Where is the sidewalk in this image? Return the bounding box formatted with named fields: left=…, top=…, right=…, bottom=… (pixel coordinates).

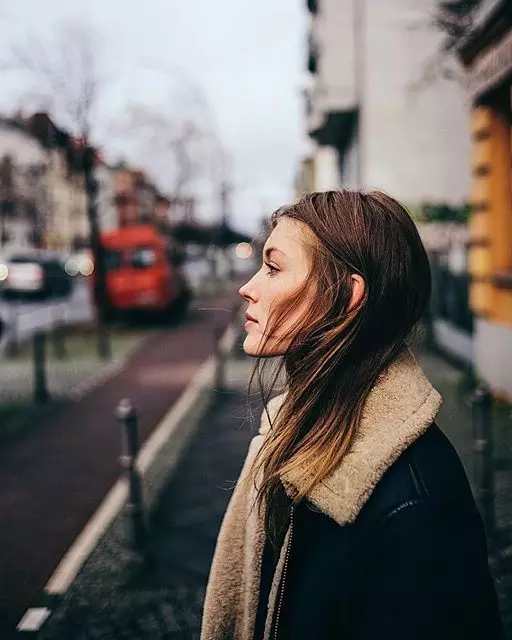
left=35, top=341, right=512, bottom=639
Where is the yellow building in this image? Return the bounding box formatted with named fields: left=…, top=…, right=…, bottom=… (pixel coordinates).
left=458, top=0, right=512, bottom=398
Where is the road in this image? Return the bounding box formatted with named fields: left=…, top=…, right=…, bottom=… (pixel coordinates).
left=0, top=285, right=242, bottom=637
left=0, top=255, right=249, bottom=355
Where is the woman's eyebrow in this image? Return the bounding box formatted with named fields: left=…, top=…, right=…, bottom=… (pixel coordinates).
left=263, top=247, right=285, bottom=260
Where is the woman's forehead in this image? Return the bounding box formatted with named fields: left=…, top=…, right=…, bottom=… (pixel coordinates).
left=267, top=218, right=310, bottom=254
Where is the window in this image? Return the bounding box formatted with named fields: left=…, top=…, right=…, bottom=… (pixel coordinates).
left=104, top=249, right=123, bottom=271
left=131, top=246, right=156, bottom=269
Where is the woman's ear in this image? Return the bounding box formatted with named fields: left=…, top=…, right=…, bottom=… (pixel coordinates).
left=348, top=274, right=366, bottom=312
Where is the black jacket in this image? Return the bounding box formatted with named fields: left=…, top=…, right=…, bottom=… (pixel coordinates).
left=255, top=424, right=503, bottom=639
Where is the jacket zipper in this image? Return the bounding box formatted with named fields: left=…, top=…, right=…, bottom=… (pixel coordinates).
left=273, top=504, right=295, bottom=640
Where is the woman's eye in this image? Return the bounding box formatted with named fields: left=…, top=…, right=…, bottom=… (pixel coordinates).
left=264, top=262, right=279, bottom=276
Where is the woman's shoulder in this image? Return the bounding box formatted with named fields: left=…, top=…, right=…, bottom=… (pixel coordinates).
left=357, top=424, right=480, bottom=532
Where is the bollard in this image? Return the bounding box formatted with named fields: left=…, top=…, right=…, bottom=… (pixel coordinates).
left=115, top=398, right=148, bottom=559
left=33, top=331, right=50, bottom=404
left=52, top=325, right=67, bottom=360
left=214, top=321, right=226, bottom=392
left=6, top=303, right=20, bottom=358
left=472, top=385, right=495, bottom=543
left=52, top=305, right=67, bottom=360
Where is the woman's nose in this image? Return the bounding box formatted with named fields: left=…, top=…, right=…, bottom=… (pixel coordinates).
left=239, top=277, right=256, bottom=301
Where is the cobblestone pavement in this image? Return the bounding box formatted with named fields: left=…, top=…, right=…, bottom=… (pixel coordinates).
left=35, top=343, right=512, bottom=639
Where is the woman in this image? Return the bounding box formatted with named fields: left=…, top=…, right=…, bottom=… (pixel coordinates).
left=201, top=190, right=503, bottom=639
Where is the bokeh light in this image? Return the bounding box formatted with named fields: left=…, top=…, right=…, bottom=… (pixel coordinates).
left=235, top=242, right=253, bottom=260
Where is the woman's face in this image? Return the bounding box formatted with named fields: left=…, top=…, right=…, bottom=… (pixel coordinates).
left=239, top=217, right=312, bottom=357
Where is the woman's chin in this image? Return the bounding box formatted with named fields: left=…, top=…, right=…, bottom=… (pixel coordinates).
left=242, top=336, right=279, bottom=358
left=242, top=335, right=259, bottom=357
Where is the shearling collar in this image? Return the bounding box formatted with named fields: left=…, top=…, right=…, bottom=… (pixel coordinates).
left=262, top=347, right=442, bottom=527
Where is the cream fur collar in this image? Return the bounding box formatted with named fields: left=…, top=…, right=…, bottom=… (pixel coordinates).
left=260, top=347, right=442, bottom=526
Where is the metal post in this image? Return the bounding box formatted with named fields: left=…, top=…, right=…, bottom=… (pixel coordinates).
left=6, top=302, right=20, bottom=357
left=472, top=385, right=495, bottom=542
left=423, top=252, right=437, bottom=351
left=33, top=330, right=50, bottom=404
left=52, top=304, right=66, bottom=360
left=115, top=398, right=147, bottom=558
left=214, top=321, right=226, bottom=392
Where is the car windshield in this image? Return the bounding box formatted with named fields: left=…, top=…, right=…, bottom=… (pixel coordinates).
left=104, top=250, right=123, bottom=271
left=131, top=246, right=156, bottom=269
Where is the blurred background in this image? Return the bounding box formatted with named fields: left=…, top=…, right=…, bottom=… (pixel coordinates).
left=0, top=0, right=511, bottom=638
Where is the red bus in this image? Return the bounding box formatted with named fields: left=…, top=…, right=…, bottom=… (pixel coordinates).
left=99, top=225, right=190, bottom=320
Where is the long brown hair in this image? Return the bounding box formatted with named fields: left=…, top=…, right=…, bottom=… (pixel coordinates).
left=248, top=190, right=431, bottom=546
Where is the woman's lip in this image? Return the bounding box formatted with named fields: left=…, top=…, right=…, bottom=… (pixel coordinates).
left=244, top=319, right=257, bottom=328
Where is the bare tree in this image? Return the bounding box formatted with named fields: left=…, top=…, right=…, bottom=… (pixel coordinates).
left=1, top=20, right=111, bottom=359
left=433, top=1, right=483, bottom=46
left=120, top=99, right=210, bottom=203
left=408, top=1, right=484, bottom=90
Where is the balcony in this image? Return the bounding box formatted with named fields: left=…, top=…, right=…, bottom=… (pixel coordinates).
left=304, top=82, right=358, bottom=150
left=307, top=31, right=318, bottom=73
left=306, top=0, right=318, bottom=14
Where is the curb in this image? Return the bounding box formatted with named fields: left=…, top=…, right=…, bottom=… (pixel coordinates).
left=15, top=312, right=241, bottom=635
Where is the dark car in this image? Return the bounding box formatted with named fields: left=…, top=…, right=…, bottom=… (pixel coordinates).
left=1, top=252, right=73, bottom=301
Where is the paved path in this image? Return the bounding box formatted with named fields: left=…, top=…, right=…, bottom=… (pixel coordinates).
left=0, top=287, right=241, bottom=637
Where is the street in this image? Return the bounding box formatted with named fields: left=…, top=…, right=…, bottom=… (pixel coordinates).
left=0, top=259, right=223, bottom=357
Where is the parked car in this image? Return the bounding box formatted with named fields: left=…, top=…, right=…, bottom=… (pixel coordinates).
left=1, top=252, right=73, bottom=301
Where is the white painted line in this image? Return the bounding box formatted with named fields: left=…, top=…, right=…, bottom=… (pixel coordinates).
left=136, top=324, right=239, bottom=476
left=44, top=320, right=238, bottom=595
left=45, top=481, right=128, bottom=594
left=17, top=607, right=51, bottom=632
left=136, top=356, right=216, bottom=475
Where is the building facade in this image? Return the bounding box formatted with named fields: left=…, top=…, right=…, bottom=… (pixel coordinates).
left=96, top=162, right=117, bottom=232
left=113, top=166, right=160, bottom=227
left=457, top=0, right=512, bottom=398
left=27, top=113, right=89, bottom=252
left=304, top=0, right=358, bottom=191
left=0, top=119, right=49, bottom=254
left=43, top=145, right=88, bottom=251
left=303, top=0, right=470, bottom=207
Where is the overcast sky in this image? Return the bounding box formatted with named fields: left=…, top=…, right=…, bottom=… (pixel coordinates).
left=0, top=0, right=310, bottom=233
